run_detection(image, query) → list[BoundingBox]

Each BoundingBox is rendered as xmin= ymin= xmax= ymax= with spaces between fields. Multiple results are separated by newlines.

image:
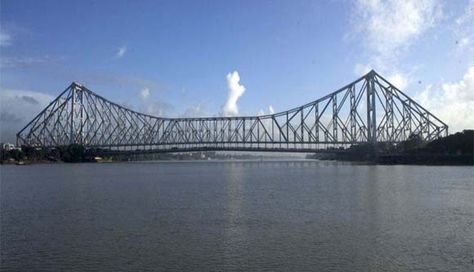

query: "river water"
xmin=1 ymin=161 xmax=473 ymax=271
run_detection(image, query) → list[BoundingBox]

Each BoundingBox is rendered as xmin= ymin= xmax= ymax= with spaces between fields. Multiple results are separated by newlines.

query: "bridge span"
xmin=17 ymin=70 xmax=448 ymax=153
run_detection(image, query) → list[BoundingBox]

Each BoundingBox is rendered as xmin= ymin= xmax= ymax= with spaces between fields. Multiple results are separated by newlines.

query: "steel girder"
xmin=16 ymin=70 xmax=448 ymax=151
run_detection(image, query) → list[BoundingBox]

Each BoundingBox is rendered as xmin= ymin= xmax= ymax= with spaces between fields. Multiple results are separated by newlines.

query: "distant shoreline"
xmin=2 ymin=130 xmax=473 ymax=166
xmin=314 ymin=154 xmax=473 ymax=166
xmin=2 ymin=157 xmax=472 ymax=166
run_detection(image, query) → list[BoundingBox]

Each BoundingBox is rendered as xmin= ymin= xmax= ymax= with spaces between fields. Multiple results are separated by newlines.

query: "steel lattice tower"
xmin=17 ymin=70 xmax=448 ymax=153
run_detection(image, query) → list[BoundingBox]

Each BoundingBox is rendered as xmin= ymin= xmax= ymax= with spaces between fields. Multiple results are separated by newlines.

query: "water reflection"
xmin=1 ymin=162 xmax=473 ymax=271
xmin=223 ymin=162 xmax=248 ymax=265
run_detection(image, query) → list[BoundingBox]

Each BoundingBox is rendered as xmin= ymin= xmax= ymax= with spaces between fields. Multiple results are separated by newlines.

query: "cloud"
xmin=257 ymin=105 xmax=275 ymax=116
xmin=20 ymin=95 xmax=39 ymax=105
xmin=354 ymin=63 xmax=410 ymax=91
xmin=116 ymin=46 xmax=127 ymax=58
xmin=414 ymin=66 xmax=474 ymax=132
xmin=0 ymin=55 xmax=60 ymax=69
xmin=182 ymin=104 xmax=204 ymax=117
xmin=134 ymin=86 xmax=176 ymax=117
xmin=138 ymin=87 xmax=150 ymax=100
xmin=222 ymin=71 xmax=246 ymax=116
xmin=0 ymin=89 xmax=55 ymax=143
xmin=354 ymin=63 xmax=372 ymax=76
xmin=143 ymin=100 xmax=174 ymax=117
xmin=0 ymin=87 xmax=176 ymax=143
xmin=0 ymin=112 xmax=23 ymax=123
xmin=387 ymin=73 xmax=408 ymax=90
xmin=454 ymin=0 xmax=474 ymax=53
xmin=268 ymin=105 xmax=275 ymax=114
xmin=351 ymin=0 xmax=442 ymax=88
xmin=0 ymin=31 xmax=11 ymax=47
xmin=441 ymin=66 xmax=474 ymax=101
xmin=352 ymin=0 xmax=442 ymax=63
xmin=455 ymin=0 xmax=474 ymax=26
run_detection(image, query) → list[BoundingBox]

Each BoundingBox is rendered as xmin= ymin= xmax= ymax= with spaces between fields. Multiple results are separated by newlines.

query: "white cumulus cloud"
xmin=257 ymin=105 xmax=275 ymax=116
xmin=414 ymin=66 xmax=474 ymax=133
xmin=116 ymin=46 xmax=127 ymax=58
xmin=182 ymin=104 xmax=204 ymax=117
xmin=268 ymin=105 xmax=275 ymax=114
xmin=139 ymin=87 xmax=150 ymax=100
xmin=351 ymin=0 xmax=442 ymax=88
xmin=353 ymin=0 xmax=442 ymax=62
xmin=387 ymin=73 xmax=408 ymax=90
xmin=222 ymin=71 xmax=246 ymax=116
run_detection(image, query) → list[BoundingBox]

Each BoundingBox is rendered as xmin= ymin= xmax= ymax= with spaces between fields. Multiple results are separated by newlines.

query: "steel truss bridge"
xmin=17 ymin=70 xmax=448 ymax=153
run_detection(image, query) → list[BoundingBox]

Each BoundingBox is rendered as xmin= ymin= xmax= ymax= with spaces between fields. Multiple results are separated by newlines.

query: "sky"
xmin=1 ymin=0 xmax=473 ymax=142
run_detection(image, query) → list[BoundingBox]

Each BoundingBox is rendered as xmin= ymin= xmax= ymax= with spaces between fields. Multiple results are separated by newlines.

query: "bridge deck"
xmin=17 ymin=70 xmax=448 ymax=151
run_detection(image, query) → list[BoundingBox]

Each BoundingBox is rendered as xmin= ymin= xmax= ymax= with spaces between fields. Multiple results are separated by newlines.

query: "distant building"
xmin=1 ymin=143 xmax=20 ymax=151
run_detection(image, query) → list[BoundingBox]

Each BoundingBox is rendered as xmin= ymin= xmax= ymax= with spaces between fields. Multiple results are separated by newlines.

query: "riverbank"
xmin=1 ymin=151 xmax=301 ymax=165
xmin=377 ymin=154 xmax=473 ymax=165
xmin=310 ymin=152 xmax=473 ymax=165
xmin=307 ymin=130 xmax=473 ymax=165
xmin=3 ymin=130 xmax=473 ymax=166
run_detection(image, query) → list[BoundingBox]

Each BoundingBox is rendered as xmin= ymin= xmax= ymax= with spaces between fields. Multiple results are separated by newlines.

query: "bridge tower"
xmin=16 ymin=70 xmax=449 ymax=153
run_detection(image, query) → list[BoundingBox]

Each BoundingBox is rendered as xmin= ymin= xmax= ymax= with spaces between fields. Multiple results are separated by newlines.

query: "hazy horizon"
xmin=1 ymin=0 xmax=474 ymax=143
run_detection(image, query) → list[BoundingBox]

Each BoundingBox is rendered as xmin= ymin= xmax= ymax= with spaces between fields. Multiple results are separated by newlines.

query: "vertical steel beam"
xmin=70 ymin=86 xmax=75 ymax=144
xmin=79 ymin=86 xmax=84 ymax=145
xmin=350 ymin=85 xmax=356 ymax=142
xmin=386 ymin=87 xmax=393 ymax=142
xmin=366 ymin=71 xmax=376 ymax=144
xmin=300 ymin=108 xmax=304 ymax=142
xmin=17 ymin=72 xmax=449 ymax=151
xmin=315 ymin=103 xmax=319 ymax=142
xmin=332 ymin=95 xmax=338 ymax=143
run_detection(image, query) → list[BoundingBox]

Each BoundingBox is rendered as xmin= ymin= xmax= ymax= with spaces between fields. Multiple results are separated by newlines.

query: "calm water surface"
xmin=1 ymin=161 xmax=473 ymax=271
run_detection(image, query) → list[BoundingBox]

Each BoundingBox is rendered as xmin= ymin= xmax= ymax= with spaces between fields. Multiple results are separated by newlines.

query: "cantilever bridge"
xmin=17 ymin=70 xmax=448 ymax=153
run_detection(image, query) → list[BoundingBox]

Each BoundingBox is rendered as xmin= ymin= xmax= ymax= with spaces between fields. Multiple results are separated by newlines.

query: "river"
xmin=1 ymin=161 xmax=473 ymax=271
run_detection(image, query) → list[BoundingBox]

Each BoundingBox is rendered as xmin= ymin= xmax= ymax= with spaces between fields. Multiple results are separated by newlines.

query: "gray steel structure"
xmin=17 ymin=70 xmax=448 ymax=152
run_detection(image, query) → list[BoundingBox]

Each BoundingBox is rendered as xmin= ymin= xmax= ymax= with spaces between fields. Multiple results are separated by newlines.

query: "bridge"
xmin=16 ymin=70 xmax=448 ymax=153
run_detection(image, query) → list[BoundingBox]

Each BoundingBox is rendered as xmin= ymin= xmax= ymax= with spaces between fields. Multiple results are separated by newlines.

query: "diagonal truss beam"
xmin=17 ymin=71 xmax=448 ymax=152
